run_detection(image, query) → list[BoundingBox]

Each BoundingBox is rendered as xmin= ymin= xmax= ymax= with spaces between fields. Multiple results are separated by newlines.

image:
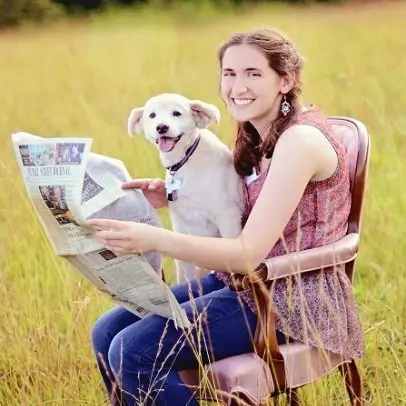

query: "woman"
xmin=88 ymin=28 xmax=365 ymax=406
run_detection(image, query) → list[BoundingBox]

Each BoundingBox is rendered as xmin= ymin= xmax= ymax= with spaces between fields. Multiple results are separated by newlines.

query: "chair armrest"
xmin=230 ymin=233 xmax=359 ymax=291
xmin=263 ymin=232 xmax=359 ymax=281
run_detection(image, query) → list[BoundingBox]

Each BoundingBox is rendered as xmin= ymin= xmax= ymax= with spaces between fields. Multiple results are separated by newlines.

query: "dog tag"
xmin=166 ymin=174 xmax=182 ymax=202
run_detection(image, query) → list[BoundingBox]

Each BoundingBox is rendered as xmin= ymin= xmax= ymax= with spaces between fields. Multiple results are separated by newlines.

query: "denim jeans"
xmin=91 ymin=273 xmax=285 ymax=406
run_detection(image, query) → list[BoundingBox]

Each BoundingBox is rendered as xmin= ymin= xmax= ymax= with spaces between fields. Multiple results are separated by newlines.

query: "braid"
xmin=233 ymin=122 xmax=262 ymax=177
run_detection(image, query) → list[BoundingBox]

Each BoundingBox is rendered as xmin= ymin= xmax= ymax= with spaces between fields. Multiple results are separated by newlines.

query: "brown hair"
xmin=218 ymin=28 xmax=304 ymax=177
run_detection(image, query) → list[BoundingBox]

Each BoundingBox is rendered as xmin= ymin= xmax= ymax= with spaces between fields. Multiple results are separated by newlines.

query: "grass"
xmin=1 ymin=0 xmax=406 ymax=404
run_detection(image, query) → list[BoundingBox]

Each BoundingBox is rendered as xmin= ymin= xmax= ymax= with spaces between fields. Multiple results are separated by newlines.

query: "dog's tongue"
xmin=158 ymin=137 xmax=176 ymax=152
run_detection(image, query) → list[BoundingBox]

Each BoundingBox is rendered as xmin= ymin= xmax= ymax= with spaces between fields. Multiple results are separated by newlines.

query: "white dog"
xmin=127 ymin=93 xmax=244 ymax=283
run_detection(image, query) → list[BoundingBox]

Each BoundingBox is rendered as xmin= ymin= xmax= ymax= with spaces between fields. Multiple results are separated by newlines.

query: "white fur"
xmin=128 ymin=93 xmax=244 ymax=283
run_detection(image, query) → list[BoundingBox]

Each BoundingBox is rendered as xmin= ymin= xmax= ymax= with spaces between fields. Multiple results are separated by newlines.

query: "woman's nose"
xmin=231 ymin=77 xmax=248 ymax=95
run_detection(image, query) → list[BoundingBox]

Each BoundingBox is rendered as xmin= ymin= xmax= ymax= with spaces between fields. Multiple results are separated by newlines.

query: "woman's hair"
xmin=218 ymin=28 xmax=304 ymax=177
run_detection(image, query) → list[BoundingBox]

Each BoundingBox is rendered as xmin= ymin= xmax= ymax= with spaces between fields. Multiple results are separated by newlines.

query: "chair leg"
xmin=339 ymin=361 xmax=363 ymax=406
xmin=286 ymin=388 xmax=300 ymax=406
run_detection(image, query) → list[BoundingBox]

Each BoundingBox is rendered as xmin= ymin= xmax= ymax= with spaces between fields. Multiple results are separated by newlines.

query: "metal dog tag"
xmin=166 ymin=174 xmax=182 ymax=202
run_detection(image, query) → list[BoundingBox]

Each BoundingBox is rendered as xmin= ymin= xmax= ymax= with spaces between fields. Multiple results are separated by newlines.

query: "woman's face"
xmin=220 ymin=44 xmax=285 ymax=131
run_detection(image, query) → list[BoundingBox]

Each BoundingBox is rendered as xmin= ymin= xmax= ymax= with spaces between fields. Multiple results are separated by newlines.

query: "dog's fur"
xmin=128 ymin=93 xmax=244 ymax=283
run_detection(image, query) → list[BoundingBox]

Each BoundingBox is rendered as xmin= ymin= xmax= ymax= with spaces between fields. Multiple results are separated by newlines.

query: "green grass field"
xmin=1 ymin=1 xmax=406 ymax=404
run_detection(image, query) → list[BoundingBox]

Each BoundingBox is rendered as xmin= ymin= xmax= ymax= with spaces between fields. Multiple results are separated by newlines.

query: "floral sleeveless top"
xmin=216 ymin=106 xmax=365 ymax=359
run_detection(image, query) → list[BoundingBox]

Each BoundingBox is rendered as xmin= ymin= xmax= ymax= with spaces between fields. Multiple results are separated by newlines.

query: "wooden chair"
xmin=179 ymin=116 xmax=371 ymax=406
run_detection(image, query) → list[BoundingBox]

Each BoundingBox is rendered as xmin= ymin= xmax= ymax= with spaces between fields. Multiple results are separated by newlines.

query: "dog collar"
xmin=165 ymin=134 xmax=201 ymax=202
xmin=166 ymin=134 xmax=201 ymax=174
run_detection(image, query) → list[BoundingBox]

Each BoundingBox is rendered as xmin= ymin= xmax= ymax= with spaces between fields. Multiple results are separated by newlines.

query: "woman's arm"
xmin=88 ymin=125 xmax=332 ymax=274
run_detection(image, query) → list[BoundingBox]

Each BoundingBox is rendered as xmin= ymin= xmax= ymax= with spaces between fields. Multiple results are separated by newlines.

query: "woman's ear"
xmin=280 ymin=72 xmax=296 ymax=95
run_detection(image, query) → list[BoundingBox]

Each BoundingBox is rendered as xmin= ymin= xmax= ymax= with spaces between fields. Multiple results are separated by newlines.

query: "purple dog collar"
xmin=165 ymin=134 xmax=201 ymax=202
xmin=166 ymin=134 xmax=201 ymax=173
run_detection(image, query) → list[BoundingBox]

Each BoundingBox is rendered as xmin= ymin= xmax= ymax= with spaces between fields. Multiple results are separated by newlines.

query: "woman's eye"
xmin=173 ymin=111 xmax=182 ymax=117
xmin=248 ymin=72 xmax=261 ymax=77
xmin=149 ymin=112 xmax=156 ymax=119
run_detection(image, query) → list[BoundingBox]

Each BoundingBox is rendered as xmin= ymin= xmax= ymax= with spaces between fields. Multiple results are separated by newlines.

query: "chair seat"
xmin=180 ymin=343 xmax=349 ymax=405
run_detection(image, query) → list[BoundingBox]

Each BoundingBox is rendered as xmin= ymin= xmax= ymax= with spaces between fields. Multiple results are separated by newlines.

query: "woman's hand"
xmin=122 ymin=178 xmax=168 ymax=209
xmin=86 ymin=219 xmax=162 ymax=254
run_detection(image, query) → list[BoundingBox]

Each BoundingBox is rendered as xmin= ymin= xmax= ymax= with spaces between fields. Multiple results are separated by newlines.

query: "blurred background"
xmin=1 ymin=0 xmax=405 ymax=405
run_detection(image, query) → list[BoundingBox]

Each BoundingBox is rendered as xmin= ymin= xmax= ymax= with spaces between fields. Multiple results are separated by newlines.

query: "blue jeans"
xmin=91 ymin=273 xmax=285 ymax=406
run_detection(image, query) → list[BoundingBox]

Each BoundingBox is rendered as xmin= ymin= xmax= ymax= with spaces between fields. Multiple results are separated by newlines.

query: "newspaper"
xmin=11 ymin=132 xmax=190 ymax=329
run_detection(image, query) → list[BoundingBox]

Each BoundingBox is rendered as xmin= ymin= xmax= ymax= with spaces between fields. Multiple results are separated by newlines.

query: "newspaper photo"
xmin=11 ymin=132 xmax=190 ymax=329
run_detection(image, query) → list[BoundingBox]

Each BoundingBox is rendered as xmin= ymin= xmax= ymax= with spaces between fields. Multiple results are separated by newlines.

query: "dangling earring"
xmin=280 ymin=94 xmax=291 ymax=116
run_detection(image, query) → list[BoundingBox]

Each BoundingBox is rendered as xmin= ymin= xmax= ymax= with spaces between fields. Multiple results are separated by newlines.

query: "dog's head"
xmin=127 ymin=93 xmax=220 ymax=158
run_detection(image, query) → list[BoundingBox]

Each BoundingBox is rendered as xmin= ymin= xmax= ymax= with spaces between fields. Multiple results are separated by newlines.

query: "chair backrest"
xmin=328 ymin=116 xmax=371 ymax=281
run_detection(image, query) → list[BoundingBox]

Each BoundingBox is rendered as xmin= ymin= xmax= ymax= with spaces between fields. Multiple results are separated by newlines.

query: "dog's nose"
xmin=156 ymin=124 xmax=169 ymax=135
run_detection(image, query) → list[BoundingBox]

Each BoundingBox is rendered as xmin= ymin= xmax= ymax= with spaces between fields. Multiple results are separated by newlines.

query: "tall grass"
xmin=1 ymin=1 xmax=405 ymax=405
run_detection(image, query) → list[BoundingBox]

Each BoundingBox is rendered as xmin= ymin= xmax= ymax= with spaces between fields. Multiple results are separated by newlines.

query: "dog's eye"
xmin=149 ymin=112 xmax=156 ymax=119
xmin=173 ymin=111 xmax=182 ymax=117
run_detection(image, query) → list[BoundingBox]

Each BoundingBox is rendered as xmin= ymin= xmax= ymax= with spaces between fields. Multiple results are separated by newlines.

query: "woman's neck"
xmin=250 ymin=102 xmax=307 ymax=140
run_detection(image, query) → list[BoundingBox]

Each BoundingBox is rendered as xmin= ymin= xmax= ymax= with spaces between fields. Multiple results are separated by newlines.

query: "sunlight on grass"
xmin=1 ymin=1 xmax=406 ymax=405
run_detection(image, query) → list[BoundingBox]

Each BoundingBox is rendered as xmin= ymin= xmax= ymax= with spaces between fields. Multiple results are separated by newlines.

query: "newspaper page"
xmin=11 ymin=132 xmax=190 ymax=329
xmin=12 ymin=134 xmax=99 ymax=255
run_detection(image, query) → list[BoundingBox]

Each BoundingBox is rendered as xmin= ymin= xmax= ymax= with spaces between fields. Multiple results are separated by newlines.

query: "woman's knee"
xmin=91 ymin=311 xmax=116 ymax=358
xmin=91 ymin=306 xmax=139 ymax=356
xmin=108 ymin=330 xmax=144 ymax=379
xmin=107 ymin=317 xmax=169 ymax=379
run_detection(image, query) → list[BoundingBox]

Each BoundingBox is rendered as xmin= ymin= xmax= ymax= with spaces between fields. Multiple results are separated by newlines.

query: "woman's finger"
xmin=99 ymin=238 xmax=128 ymax=247
xmin=150 ymin=178 xmax=165 ymax=191
xmin=94 ymin=230 xmax=126 ymax=240
xmin=122 ymin=179 xmax=152 ymax=190
xmin=102 ymin=240 xmax=142 ymax=254
xmin=105 ymin=246 xmax=129 ymax=254
xmin=87 ymin=218 xmax=129 ymax=231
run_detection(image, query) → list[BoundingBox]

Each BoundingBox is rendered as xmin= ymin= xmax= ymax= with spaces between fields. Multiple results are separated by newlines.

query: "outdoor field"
xmin=0 ymin=0 xmax=405 ymax=404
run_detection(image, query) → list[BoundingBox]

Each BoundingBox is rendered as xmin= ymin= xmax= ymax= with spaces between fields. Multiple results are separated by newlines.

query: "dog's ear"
xmin=190 ymin=100 xmax=220 ymax=129
xmin=127 ymin=107 xmax=144 ymax=137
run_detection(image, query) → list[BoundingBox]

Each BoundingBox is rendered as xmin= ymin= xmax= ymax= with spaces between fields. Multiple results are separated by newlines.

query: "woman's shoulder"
xmin=287 ymin=105 xmax=342 ymax=149
xmin=291 ymin=104 xmax=327 ymax=125
xmin=277 ymin=106 xmax=342 ymax=183
xmin=277 ymin=107 xmax=334 ymax=154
